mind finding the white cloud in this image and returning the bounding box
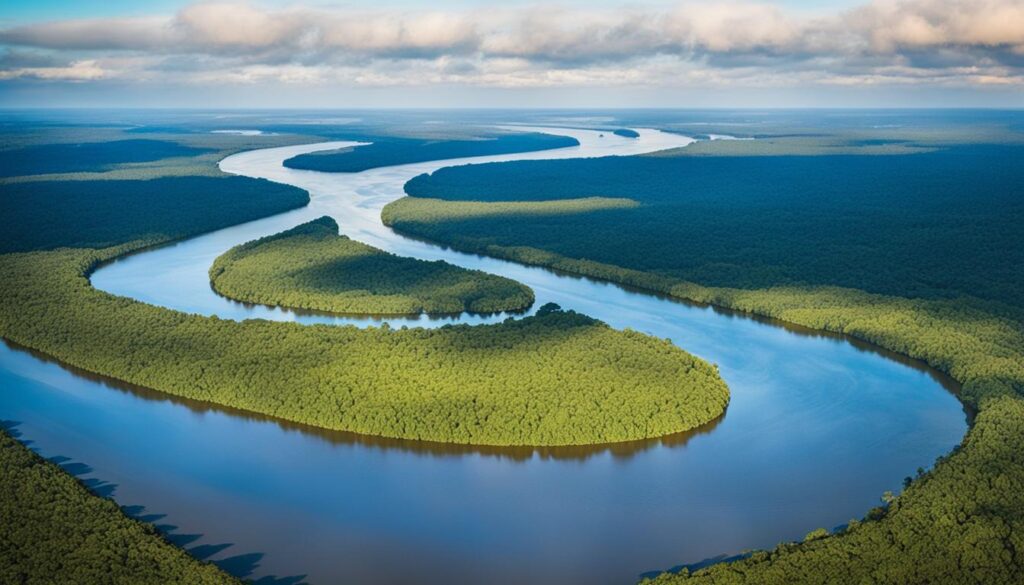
[0,59,106,81]
[0,0,1021,89]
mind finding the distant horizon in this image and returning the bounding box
[3,105,1023,111]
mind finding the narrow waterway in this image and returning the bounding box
[1,127,967,585]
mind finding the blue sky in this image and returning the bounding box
[1,0,1021,108]
[1,1,866,23]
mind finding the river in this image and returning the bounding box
[1,127,967,585]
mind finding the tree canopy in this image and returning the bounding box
[210,216,535,315]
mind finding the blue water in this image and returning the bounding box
[2,127,967,585]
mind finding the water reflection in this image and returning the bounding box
[2,339,722,462]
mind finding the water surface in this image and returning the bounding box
[2,127,967,585]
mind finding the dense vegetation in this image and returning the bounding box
[401,145,1024,309]
[210,216,534,315]
[387,142,1024,583]
[0,139,212,177]
[382,196,639,224]
[0,177,309,253]
[0,427,238,584]
[637,285,1024,584]
[0,244,728,446]
[282,132,578,172]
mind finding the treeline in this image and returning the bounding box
[0,139,211,178]
[382,196,639,225]
[402,144,1024,309]
[210,216,535,315]
[0,176,309,253]
[282,132,578,172]
[0,428,239,584]
[0,245,728,447]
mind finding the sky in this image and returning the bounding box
[0,0,1021,108]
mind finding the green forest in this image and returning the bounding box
[402,144,1024,309]
[282,132,578,172]
[0,427,238,584]
[0,139,213,178]
[0,244,728,446]
[0,176,309,253]
[210,216,535,315]
[382,196,639,225]
[386,143,1024,583]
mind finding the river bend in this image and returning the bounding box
[1,127,967,585]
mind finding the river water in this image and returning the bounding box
[1,127,966,585]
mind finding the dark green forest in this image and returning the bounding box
[282,132,578,172]
[0,139,213,177]
[385,142,1024,583]
[210,216,535,315]
[0,427,238,584]
[401,144,1024,309]
[0,176,309,253]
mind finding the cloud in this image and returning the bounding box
[0,0,1020,89]
[0,59,106,81]
[0,17,173,51]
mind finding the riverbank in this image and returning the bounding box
[0,241,729,447]
[0,426,239,584]
[381,209,1024,583]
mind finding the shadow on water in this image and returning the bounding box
[638,552,753,581]
[209,281,534,323]
[637,516,869,579]
[2,338,726,462]
[0,420,309,585]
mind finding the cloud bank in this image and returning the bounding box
[0,0,1021,93]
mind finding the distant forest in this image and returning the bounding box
[0,177,308,253]
[402,144,1024,309]
[283,132,578,172]
[0,139,212,177]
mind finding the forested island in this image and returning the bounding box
[386,141,1024,583]
[210,216,534,315]
[0,244,729,446]
[283,132,578,172]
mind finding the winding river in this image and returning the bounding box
[1,127,967,585]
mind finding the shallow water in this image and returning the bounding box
[2,127,967,585]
